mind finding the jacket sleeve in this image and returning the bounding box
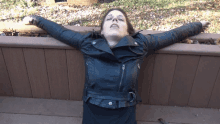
[36,17,90,49]
[143,22,203,51]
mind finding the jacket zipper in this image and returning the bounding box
[118,64,125,92]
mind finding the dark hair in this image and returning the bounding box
[99,8,135,36]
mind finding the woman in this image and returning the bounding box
[23,8,209,124]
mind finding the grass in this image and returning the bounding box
[97,0,220,33]
[0,0,36,9]
[96,0,220,33]
[0,0,220,34]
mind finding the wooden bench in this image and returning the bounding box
[0,26,220,124]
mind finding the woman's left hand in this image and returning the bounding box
[200,21,210,32]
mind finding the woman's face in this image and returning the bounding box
[101,10,129,38]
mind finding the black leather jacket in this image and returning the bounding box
[35,16,202,109]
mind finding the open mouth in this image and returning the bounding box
[110,24,119,28]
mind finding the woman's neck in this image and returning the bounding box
[107,41,118,48]
[105,35,122,48]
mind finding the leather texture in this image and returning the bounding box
[35,16,202,109]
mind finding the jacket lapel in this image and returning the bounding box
[113,35,139,48]
[112,35,144,62]
[91,38,114,55]
[90,32,144,62]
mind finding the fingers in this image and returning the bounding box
[203,25,209,30]
[200,21,210,32]
[201,21,210,27]
[22,15,40,25]
[23,16,34,25]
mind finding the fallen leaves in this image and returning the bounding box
[0,0,220,34]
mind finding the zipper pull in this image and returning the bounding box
[137,63,140,69]
[122,64,125,70]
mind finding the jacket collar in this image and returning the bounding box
[91,38,114,55]
[91,30,143,55]
[113,30,143,49]
[113,35,139,49]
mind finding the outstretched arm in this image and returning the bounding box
[143,22,209,51]
[23,15,90,49]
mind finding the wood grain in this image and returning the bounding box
[2,48,32,97]
[149,54,177,105]
[208,62,220,108]
[138,54,156,104]
[44,49,70,100]
[169,55,200,106]
[0,48,13,96]
[188,56,220,108]
[23,48,51,99]
[66,50,85,101]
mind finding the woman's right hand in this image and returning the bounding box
[22,15,41,25]
[200,21,210,32]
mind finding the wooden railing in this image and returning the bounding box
[0,26,220,109]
